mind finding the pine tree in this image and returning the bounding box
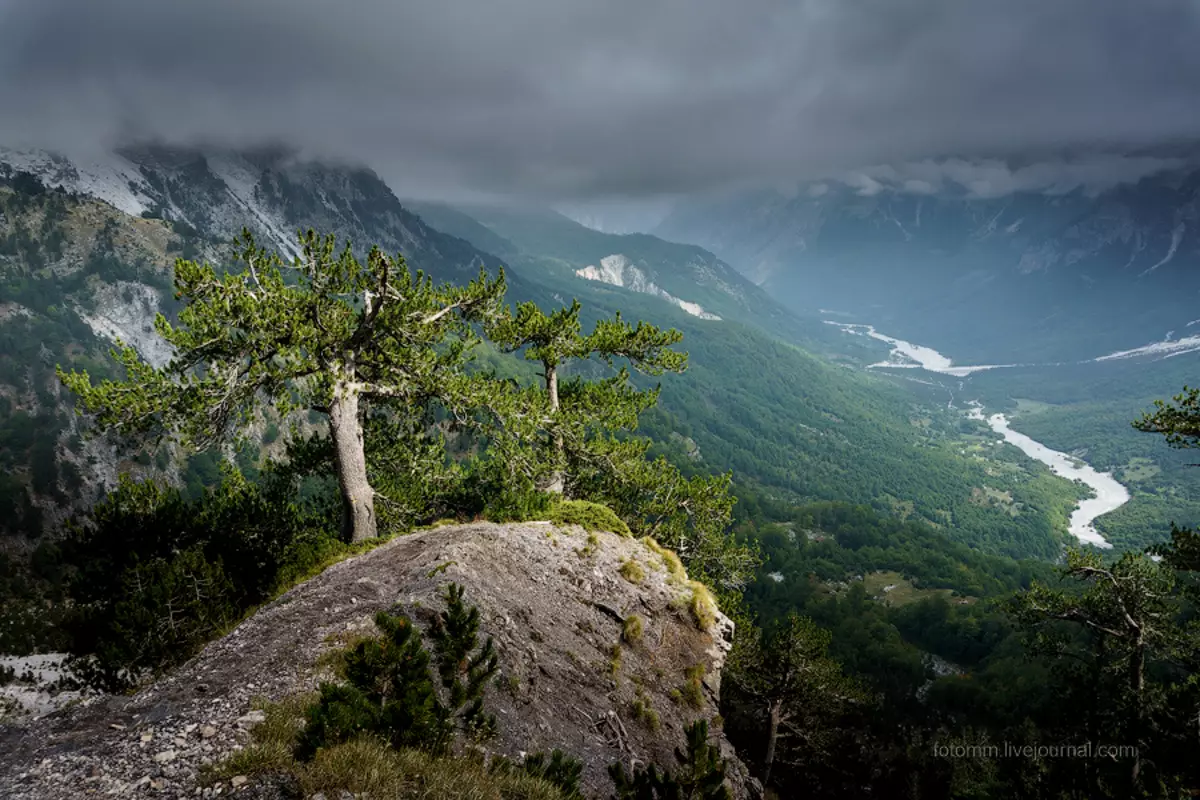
[296,610,448,759]
[429,582,499,739]
[728,615,866,787]
[609,720,733,800]
[1134,385,1200,450]
[484,299,755,592]
[58,230,505,542]
[486,299,686,495]
[1008,549,1182,795]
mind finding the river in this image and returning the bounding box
[966,405,1124,548]
[828,321,1129,548]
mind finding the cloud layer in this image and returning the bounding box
[3,0,1200,200]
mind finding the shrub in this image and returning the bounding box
[428,583,499,740]
[61,460,342,688]
[609,720,732,800]
[296,612,450,760]
[549,500,631,537]
[297,584,498,760]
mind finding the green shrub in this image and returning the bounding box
[609,720,732,799]
[549,500,631,537]
[296,612,450,759]
[297,584,498,760]
[61,459,341,689]
[428,583,499,740]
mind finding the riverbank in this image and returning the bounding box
[967,405,1126,548]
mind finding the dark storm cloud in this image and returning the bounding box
[2,0,1200,200]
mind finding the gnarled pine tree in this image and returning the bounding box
[59,229,505,542]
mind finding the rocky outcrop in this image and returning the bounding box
[0,521,753,799]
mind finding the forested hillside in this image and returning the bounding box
[0,150,1095,561]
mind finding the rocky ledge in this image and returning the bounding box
[0,521,752,798]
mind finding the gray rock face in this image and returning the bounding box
[0,521,753,799]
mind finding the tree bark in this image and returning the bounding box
[1129,637,1145,792]
[763,699,782,787]
[543,363,564,495]
[329,381,376,542]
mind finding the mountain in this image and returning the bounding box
[656,166,1200,364]
[404,201,851,351]
[0,144,511,286]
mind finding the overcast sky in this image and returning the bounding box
[2,0,1200,202]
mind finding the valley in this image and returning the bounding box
[823,316,1190,551]
[826,320,1136,548]
[0,144,1195,800]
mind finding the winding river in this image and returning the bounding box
[827,321,1129,548]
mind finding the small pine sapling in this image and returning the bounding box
[429,582,499,740]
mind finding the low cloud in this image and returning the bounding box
[2,0,1200,201]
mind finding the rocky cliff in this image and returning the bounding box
[0,521,753,799]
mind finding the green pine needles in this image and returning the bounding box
[609,719,733,800]
[296,583,498,760]
[428,582,499,740]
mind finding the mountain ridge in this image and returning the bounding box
[656,165,1200,363]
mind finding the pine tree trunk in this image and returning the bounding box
[1086,634,1105,797]
[329,381,376,542]
[544,363,564,495]
[1129,637,1145,791]
[763,699,782,787]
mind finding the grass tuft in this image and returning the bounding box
[204,698,568,799]
[688,581,718,632]
[622,614,644,645]
[680,664,706,709]
[641,537,686,584]
[619,558,645,584]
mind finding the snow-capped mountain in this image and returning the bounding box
[0,144,502,283]
[656,165,1200,362]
